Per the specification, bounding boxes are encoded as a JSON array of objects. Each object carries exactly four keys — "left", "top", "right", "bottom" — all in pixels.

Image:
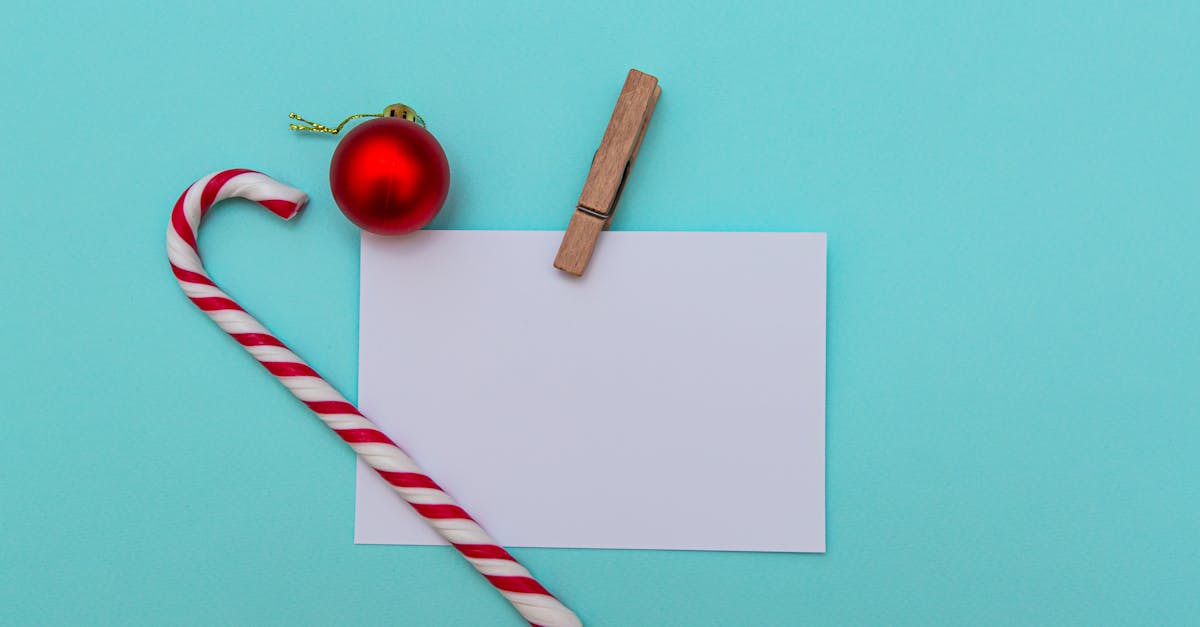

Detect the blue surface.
[{"left": 2, "top": 2, "right": 1198, "bottom": 625}]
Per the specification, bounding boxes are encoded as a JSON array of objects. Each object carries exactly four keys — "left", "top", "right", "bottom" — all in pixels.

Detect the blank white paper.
[{"left": 355, "top": 230, "right": 825, "bottom": 552}]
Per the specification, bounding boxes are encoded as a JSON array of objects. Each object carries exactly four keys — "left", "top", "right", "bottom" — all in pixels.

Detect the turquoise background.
[{"left": 2, "top": 1, "right": 1197, "bottom": 625}]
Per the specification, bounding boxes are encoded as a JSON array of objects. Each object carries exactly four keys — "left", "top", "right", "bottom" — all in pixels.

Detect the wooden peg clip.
[{"left": 554, "top": 69, "right": 661, "bottom": 276}]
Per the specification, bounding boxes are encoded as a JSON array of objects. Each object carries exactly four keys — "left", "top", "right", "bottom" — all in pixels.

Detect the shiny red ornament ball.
[{"left": 329, "top": 117, "right": 450, "bottom": 235}]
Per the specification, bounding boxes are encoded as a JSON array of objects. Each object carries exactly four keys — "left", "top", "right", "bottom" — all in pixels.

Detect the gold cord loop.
[
  {"left": 288, "top": 103, "right": 427, "bottom": 134},
  {"left": 288, "top": 112, "right": 382, "bottom": 135}
]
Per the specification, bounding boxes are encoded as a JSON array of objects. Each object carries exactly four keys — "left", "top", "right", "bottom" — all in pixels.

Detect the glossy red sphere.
[{"left": 329, "top": 117, "right": 450, "bottom": 235}]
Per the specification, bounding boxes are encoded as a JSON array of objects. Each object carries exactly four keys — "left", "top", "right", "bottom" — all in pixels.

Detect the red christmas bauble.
[{"left": 329, "top": 117, "right": 450, "bottom": 235}]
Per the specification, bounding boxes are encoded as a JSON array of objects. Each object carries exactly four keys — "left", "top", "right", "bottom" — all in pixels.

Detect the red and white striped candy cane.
[{"left": 167, "top": 169, "right": 582, "bottom": 627}]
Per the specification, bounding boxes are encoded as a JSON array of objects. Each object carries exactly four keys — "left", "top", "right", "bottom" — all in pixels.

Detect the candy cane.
[{"left": 167, "top": 169, "right": 582, "bottom": 627}]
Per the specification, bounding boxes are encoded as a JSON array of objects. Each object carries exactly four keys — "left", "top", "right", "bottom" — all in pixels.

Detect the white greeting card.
[{"left": 356, "top": 230, "right": 825, "bottom": 552}]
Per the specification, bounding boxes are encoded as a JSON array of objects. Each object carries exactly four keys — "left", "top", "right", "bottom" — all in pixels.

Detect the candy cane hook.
[{"left": 166, "top": 169, "right": 582, "bottom": 627}]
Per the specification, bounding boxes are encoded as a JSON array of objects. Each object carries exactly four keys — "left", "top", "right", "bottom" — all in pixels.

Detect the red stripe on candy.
[
  {"left": 262, "top": 362, "right": 319, "bottom": 378},
  {"left": 411, "top": 503, "right": 473, "bottom": 520},
  {"left": 200, "top": 169, "right": 257, "bottom": 214},
  {"left": 454, "top": 544, "right": 516, "bottom": 561},
  {"left": 190, "top": 296, "right": 243, "bottom": 312},
  {"left": 304, "top": 400, "right": 362, "bottom": 416},
  {"left": 378, "top": 471, "right": 441, "bottom": 490},
  {"left": 259, "top": 199, "right": 300, "bottom": 219},
  {"left": 337, "top": 429, "right": 396, "bottom": 445},
  {"left": 170, "top": 193, "right": 197, "bottom": 250},
  {"left": 170, "top": 263, "right": 215, "bottom": 286},
  {"left": 232, "top": 333, "right": 286, "bottom": 348},
  {"left": 485, "top": 576, "right": 552, "bottom": 597}
]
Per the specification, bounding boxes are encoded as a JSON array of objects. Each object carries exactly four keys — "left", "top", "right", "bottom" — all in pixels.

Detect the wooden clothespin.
[{"left": 554, "top": 69, "right": 661, "bottom": 276}]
